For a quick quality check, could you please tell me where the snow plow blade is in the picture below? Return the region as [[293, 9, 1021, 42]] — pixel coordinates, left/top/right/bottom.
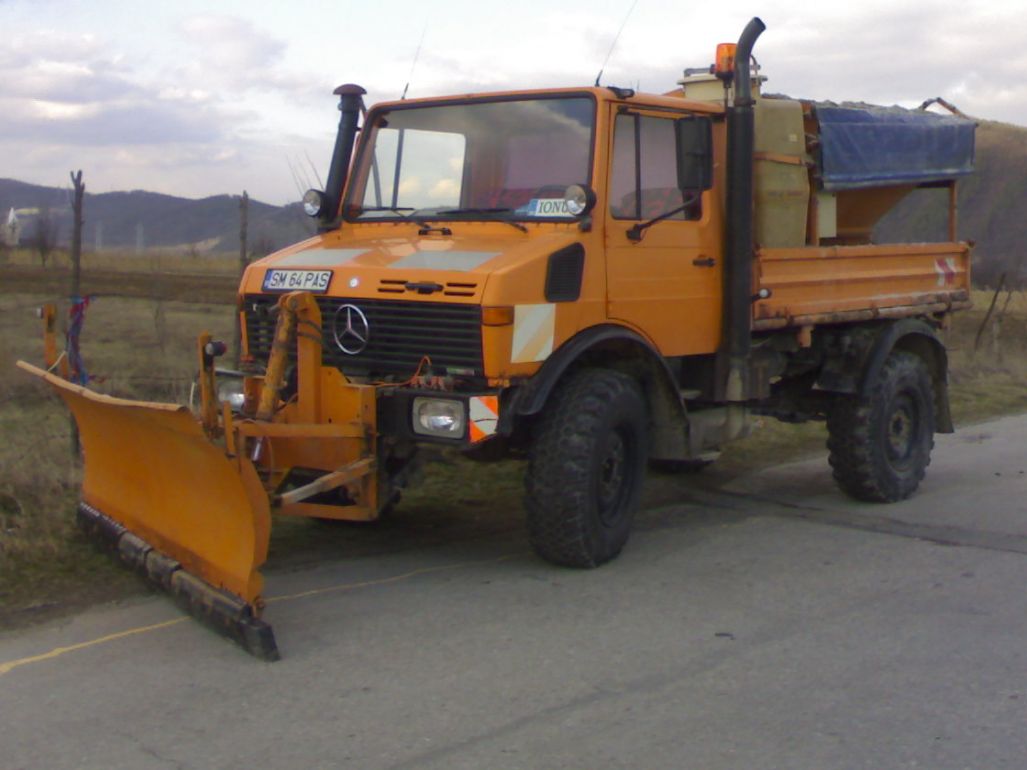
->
[[17, 361, 278, 661]]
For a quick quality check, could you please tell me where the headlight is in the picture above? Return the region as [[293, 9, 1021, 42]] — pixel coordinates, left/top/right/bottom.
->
[[412, 397, 466, 439], [216, 375, 246, 412], [302, 188, 326, 218]]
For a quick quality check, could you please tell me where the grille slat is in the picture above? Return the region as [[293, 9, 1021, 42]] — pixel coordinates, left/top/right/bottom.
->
[[245, 295, 483, 377]]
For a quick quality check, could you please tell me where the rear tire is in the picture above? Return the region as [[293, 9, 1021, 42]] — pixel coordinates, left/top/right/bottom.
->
[[827, 351, 935, 502], [525, 369, 648, 567]]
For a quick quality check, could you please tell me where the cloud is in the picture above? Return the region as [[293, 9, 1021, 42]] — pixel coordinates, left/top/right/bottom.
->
[[1, 97, 227, 145], [179, 15, 286, 72], [174, 14, 321, 98]]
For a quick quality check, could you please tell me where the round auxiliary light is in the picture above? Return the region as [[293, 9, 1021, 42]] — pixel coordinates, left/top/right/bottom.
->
[[563, 184, 596, 216], [302, 189, 326, 218]]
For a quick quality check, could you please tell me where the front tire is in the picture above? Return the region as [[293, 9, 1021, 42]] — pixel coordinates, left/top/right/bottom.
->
[[827, 351, 935, 502], [525, 369, 648, 567]]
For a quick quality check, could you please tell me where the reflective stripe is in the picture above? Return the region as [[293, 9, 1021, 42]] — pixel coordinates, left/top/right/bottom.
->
[[935, 257, 957, 287], [276, 248, 367, 267], [511, 304, 555, 363], [390, 251, 500, 271], [468, 396, 500, 443]]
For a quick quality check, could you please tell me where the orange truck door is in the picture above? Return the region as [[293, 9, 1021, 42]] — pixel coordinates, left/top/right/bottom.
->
[[604, 108, 722, 356]]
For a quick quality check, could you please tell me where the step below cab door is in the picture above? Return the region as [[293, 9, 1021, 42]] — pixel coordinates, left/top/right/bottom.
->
[[604, 106, 723, 356]]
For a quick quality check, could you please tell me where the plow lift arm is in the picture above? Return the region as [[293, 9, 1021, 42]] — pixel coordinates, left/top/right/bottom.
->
[[17, 291, 379, 660]]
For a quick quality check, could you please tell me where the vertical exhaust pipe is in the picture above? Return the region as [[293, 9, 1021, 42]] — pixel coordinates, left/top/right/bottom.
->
[[321, 83, 367, 228], [722, 17, 765, 405]]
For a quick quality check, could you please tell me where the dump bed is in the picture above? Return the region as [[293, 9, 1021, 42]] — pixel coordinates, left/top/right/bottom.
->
[[752, 241, 971, 331]]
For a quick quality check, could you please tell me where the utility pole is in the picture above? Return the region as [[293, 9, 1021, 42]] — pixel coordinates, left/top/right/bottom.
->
[[234, 191, 249, 367], [69, 170, 85, 456]]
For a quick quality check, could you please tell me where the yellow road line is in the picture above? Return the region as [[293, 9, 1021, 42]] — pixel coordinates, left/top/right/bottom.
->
[[266, 554, 516, 604], [0, 553, 516, 677], [0, 618, 187, 677]]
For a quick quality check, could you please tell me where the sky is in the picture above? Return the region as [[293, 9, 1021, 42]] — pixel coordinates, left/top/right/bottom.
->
[[2, 0, 1026, 205]]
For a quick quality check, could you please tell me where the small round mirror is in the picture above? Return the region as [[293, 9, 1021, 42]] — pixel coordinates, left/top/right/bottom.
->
[[563, 184, 597, 216]]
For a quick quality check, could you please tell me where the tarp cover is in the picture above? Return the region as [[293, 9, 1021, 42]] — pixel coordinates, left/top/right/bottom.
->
[[814, 104, 975, 191]]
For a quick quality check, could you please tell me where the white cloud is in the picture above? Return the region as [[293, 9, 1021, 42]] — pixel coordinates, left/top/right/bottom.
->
[[2, 0, 1026, 205]]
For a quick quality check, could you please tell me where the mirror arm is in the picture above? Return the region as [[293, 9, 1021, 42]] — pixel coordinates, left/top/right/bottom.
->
[[626, 191, 701, 242]]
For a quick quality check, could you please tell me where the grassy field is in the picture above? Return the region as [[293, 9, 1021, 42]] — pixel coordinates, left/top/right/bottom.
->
[[1, 255, 1025, 629]]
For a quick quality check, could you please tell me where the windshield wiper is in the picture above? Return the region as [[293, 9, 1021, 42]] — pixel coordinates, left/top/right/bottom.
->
[[358, 206, 416, 216], [357, 206, 441, 231], [436, 208, 528, 233]]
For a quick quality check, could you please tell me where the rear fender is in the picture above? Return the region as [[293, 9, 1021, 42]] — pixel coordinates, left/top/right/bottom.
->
[[860, 320, 953, 433]]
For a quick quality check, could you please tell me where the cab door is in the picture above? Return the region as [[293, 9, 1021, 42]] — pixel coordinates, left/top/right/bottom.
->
[[604, 107, 722, 356]]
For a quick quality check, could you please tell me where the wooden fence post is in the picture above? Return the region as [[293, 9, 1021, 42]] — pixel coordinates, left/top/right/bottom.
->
[[234, 191, 249, 367], [69, 170, 85, 457]]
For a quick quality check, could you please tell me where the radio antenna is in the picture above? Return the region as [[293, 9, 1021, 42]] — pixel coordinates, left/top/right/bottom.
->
[[401, 20, 429, 100], [594, 0, 639, 87]]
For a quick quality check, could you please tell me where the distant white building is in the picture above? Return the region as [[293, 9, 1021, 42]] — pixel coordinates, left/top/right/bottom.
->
[[2, 208, 20, 247]]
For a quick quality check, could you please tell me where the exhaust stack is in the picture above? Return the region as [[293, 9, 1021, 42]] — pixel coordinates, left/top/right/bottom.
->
[[721, 17, 766, 403], [321, 83, 367, 227]]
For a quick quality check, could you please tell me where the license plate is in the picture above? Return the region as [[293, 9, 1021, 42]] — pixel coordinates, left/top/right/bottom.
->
[[262, 269, 332, 293]]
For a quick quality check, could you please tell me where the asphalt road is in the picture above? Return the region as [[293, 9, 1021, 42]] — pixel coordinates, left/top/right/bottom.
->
[[3, 415, 1026, 769]]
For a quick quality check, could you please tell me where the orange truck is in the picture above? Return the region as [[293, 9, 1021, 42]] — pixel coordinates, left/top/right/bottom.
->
[[20, 18, 975, 658]]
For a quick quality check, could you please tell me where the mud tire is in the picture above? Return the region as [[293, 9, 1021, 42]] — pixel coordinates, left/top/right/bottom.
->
[[525, 369, 648, 568], [827, 351, 935, 502]]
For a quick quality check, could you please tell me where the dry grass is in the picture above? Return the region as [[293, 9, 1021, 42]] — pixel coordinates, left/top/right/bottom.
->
[[2, 246, 239, 276], [1, 276, 1025, 628], [0, 291, 236, 625]]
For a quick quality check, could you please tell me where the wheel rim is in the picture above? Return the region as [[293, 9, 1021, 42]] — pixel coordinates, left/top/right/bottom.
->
[[885, 391, 920, 466], [596, 428, 632, 527]]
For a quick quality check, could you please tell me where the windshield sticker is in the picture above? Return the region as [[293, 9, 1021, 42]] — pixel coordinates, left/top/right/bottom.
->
[[390, 250, 500, 271], [275, 248, 367, 267], [523, 199, 575, 218]]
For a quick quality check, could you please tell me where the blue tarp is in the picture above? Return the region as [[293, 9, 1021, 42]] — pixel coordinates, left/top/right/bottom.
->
[[815, 104, 975, 191]]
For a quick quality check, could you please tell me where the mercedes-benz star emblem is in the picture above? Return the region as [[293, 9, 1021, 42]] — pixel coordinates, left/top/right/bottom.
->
[[333, 304, 370, 355]]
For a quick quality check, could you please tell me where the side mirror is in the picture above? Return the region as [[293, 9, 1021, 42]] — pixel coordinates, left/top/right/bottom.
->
[[563, 184, 597, 216], [675, 117, 713, 191]]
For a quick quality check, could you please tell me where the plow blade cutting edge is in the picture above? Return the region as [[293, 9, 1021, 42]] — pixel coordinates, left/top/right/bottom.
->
[[17, 361, 278, 660]]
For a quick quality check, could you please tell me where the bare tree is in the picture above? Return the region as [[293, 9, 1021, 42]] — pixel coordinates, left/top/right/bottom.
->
[[32, 206, 58, 268]]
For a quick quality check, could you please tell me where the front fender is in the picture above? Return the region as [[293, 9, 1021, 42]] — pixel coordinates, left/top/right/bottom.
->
[[505, 324, 690, 459]]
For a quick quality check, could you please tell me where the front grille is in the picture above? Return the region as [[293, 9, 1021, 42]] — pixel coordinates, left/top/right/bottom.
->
[[244, 295, 483, 378]]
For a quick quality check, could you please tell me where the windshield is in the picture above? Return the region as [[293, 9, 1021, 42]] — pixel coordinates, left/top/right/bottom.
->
[[347, 96, 595, 222]]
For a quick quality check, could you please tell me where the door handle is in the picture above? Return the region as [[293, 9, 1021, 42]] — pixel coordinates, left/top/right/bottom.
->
[[692, 256, 716, 267]]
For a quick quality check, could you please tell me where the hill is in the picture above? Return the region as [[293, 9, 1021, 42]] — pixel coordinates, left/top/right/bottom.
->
[[0, 179, 315, 256], [3, 114, 1026, 284]]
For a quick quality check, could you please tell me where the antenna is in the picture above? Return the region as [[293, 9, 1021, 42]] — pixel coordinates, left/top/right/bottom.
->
[[283, 154, 306, 201], [401, 20, 429, 100], [594, 0, 639, 87], [304, 150, 324, 190]]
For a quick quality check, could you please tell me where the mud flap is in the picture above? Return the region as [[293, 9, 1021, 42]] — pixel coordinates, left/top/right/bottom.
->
[[17, 361, 278, 660]]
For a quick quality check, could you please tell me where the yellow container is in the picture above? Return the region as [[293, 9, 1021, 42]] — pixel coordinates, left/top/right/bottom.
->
[[753, 98, 810, 248]]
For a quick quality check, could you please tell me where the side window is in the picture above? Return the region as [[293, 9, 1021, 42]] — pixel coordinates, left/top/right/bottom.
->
[[609, 114, 703, 221]]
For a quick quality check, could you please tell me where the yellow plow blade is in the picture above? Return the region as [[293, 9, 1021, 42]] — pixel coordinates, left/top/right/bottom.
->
[[18, 361, 278, 660]]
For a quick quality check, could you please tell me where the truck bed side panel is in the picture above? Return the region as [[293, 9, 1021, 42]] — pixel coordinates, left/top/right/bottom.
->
[[753, 242, 971, 329]]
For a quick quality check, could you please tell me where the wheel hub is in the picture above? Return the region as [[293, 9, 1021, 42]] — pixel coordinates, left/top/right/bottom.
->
[[886, 394, 917, 463], [596, 431, 628, 526]]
